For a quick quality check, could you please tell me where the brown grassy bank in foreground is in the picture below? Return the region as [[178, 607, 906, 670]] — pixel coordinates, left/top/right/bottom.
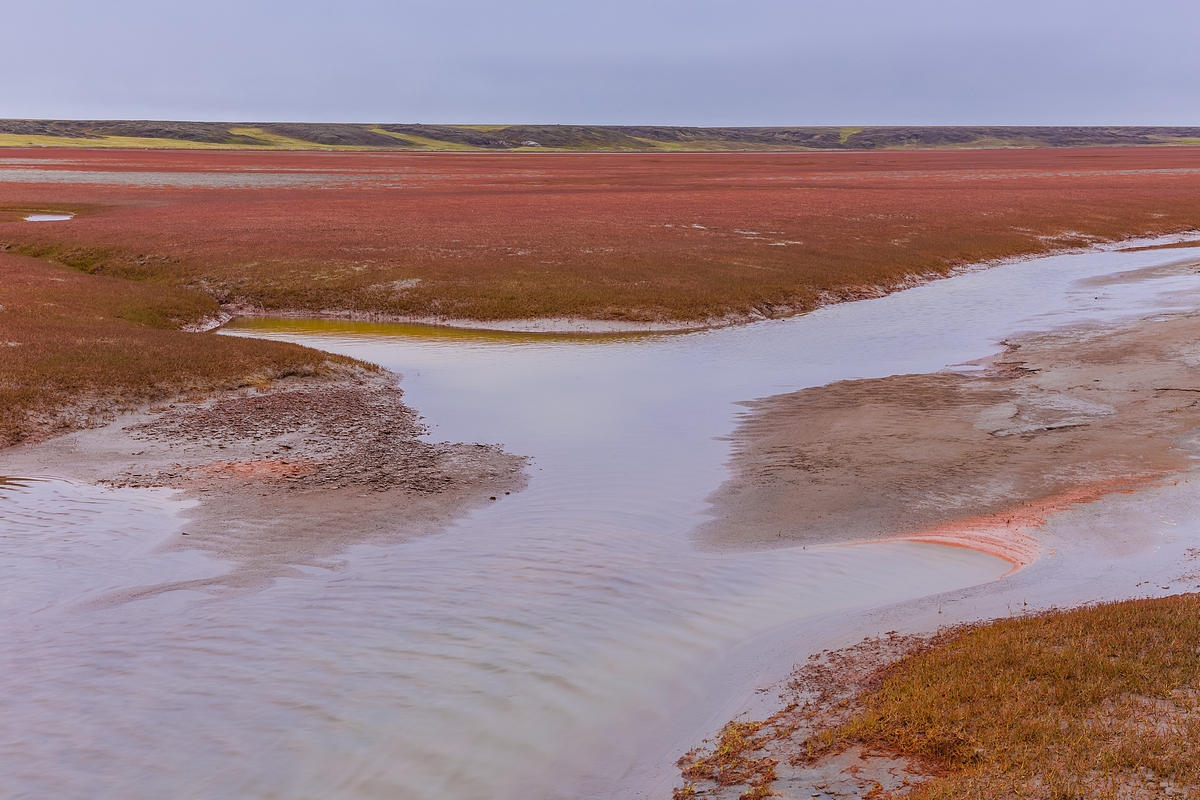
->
[[0, 252, 362, 447], [2, 148, 1200, 323], [836, 594, 1200, 798], [678, 595, 1200, 799]]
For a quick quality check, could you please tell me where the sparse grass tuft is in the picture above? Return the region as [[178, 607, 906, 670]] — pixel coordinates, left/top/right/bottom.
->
[[678, 717, 791, 799]]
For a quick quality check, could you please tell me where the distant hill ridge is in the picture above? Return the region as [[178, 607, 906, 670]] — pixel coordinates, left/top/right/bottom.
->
[[2, 120, 1199, 151]]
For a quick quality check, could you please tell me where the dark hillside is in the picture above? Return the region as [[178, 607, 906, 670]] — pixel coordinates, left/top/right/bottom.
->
[[2, 120, 1198, 151]]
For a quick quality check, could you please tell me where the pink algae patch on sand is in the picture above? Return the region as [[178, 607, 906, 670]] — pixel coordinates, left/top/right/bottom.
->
[[893, 476, 1163, 572], [196, 459, 316, 479]]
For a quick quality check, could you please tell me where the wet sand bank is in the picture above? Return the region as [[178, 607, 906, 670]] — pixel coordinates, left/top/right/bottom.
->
[[0, 367, 526, 601], [699, 310, 1200, 566]]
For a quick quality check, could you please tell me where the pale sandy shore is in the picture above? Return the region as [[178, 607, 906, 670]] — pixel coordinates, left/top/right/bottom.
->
[[0, 367, 526, 604]]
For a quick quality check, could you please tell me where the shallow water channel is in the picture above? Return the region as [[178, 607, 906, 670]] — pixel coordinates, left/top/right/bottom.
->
[[3, 242, 1200, 799]]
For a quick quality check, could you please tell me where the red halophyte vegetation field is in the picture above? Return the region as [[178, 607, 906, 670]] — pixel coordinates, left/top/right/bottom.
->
[[2, 147, 1200, 321]]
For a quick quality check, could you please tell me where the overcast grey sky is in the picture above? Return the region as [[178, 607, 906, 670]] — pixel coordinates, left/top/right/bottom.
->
[[3, 0, 1197, 126]]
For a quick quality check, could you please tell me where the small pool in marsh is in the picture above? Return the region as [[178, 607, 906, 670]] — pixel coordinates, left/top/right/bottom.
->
[[23, 212, 73, 221], [2, 241, 1200, 800]]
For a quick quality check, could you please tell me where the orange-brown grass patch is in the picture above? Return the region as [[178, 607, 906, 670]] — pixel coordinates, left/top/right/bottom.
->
[[0, 252, 363, 446], [819, 595, 1200, 798], [2, 147, 1200, 322]]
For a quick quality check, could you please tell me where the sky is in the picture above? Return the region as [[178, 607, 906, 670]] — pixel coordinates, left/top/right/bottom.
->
[[3, 0, 1197, 126]]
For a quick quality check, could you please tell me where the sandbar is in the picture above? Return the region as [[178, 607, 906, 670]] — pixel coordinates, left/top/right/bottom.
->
[[699, 311, 1200, 567]]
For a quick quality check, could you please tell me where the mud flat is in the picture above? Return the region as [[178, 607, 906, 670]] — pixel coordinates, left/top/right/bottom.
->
[[700, 311, 1200, 564], [0, 368, 525, 603]]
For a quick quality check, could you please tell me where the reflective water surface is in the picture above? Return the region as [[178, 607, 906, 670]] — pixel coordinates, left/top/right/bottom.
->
[[2, 242, 1199, 799], [22, 213, 74, 222]]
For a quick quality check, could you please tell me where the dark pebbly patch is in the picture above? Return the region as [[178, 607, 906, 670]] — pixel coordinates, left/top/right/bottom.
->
[[1, 370, 527, 605], [676, 633, 937, 800], [45, 375, 531, 604], [117, 384, 491, 494]]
